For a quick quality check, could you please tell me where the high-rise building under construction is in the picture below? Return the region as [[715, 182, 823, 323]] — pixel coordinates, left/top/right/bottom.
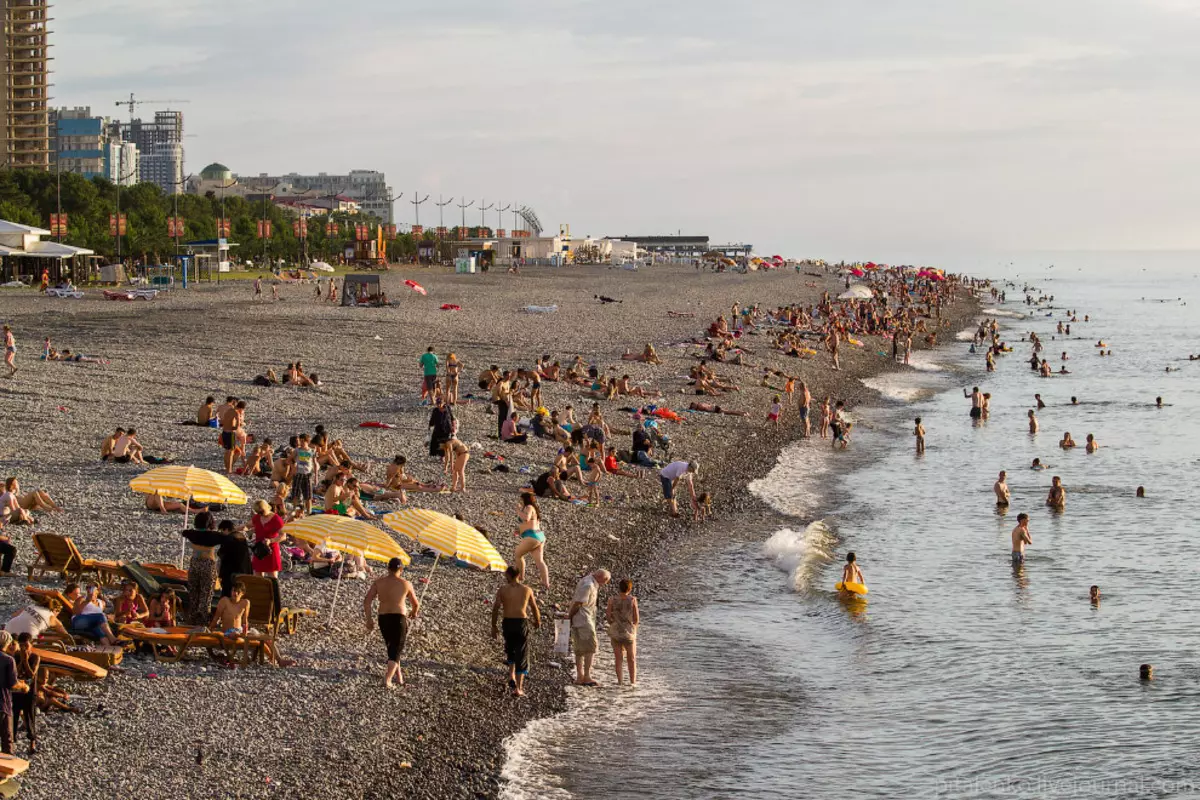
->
[[1, 0, 51, 170]]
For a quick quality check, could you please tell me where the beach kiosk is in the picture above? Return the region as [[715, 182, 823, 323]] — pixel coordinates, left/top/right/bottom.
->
[[341, 274, 385, 306]]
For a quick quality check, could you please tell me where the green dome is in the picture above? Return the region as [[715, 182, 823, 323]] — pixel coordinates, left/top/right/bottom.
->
[[200, 162, 232, 181]]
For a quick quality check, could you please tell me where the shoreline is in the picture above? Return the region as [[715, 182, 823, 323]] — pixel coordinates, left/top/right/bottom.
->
[[0, 264, 980, 799]]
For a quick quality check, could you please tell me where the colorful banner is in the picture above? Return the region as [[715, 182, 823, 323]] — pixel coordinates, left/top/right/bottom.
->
[[256, 220, 272, 239], [411, 224, 424, 236], [436, 226, 447, 238], [110, 214, 127, 236], [49, 213, 68, 236], [293, 220, 308, 238], [496, 229, 506, 238], [326, 221, 338, 237]]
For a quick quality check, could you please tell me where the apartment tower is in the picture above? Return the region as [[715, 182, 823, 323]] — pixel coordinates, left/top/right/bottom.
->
[[1, 0, 51, 170]]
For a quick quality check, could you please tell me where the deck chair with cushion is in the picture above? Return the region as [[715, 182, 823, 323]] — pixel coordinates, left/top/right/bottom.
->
[[120, 563, 189, 608], [234, 575, 314, 637], [26, 534, 122, 585]]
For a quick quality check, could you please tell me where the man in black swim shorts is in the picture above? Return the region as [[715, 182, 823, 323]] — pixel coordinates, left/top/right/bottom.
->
[[364, 557, 419, 689]]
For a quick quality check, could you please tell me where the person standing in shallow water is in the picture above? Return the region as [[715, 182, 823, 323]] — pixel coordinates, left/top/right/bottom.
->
[[1011, 513, 1032, 568], [606, 579, 640, 686], [994, 471, 1011, 507]]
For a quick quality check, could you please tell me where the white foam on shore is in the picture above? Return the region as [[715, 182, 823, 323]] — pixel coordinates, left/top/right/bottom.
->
[[906, 351, 946, 372], [981, 307, 1026, 319], [500, 655, 672, 800], [762, 520, 836, 593], [956, 328, 977, 341], [861, 376, 935, 403], [748, 438, 830, 518]]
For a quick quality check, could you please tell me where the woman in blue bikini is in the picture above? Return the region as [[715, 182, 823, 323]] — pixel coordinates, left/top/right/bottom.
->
[[513, 492, 550, 590]]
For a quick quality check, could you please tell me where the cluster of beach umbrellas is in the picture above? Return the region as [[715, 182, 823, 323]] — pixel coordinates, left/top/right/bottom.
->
[[127, 465, 506, 625]]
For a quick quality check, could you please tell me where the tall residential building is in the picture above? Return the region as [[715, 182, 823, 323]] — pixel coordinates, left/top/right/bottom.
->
[[117, 110, 183, 193], [1, 0, 52, 170], [252, 169, 393, 221]]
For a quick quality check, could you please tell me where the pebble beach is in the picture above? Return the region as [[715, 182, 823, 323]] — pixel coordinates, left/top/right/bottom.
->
[[0, 262, 978, 799]]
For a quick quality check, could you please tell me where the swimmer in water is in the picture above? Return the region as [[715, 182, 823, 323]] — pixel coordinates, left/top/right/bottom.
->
[[1059, 366, 1070, 375], [994, 471, 1011, 506], [1011, 513, 1031, 567], [1090, 585, 1101, 606], [1046, 476, 1066, 510], [1061, 351, 1069, 361], [1085, 433, 1099, 453], [841, 552, 864, 589], [1034, 393, 1045, 410], [1140, 664, 1153, 681], [1155, 397, 1163, 408], [913, 417, 925, 455], [1060, 432, 1077, 449], [1031, 458, 1044, 470], [1028, 409, 1039, 434], [1136, 486, 1145, 498], [1070, 396, 1079, 405]]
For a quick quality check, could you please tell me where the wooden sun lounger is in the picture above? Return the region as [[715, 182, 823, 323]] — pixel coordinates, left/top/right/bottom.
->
[[120, 625, 266, 666], [32, 647, 108, 682], [27, 533, 122, 585]]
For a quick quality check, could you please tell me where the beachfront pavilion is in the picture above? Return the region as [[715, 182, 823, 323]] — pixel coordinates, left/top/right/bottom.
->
[[0, 220, 95, 284], [610, 234, 712, 259]]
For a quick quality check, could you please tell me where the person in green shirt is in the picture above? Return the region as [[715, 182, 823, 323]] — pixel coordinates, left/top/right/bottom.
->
[[419, 347, 440, 402]]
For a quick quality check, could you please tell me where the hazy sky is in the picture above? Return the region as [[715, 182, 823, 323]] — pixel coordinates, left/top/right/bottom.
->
[[55, 0, 1200, 259]]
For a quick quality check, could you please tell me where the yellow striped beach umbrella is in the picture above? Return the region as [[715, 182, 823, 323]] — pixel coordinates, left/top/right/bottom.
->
[[284, 515, 410, 565], [129, 465, 247, 506], [382, 509, 506, 572], [131, 466, 248, 566], [284, 515, 410, 625]]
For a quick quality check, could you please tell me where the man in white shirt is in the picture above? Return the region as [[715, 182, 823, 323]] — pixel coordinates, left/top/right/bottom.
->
[[5, 601, 65, 639], [659, 460, 699, 518], [568, 569, 610, 686]]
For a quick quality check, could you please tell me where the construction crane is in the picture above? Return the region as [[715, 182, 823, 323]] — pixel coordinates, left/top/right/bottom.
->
[[115, 93, 190, 121]]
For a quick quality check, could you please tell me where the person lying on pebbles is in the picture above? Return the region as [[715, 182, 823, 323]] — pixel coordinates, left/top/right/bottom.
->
[[620, 343, 661, 364]]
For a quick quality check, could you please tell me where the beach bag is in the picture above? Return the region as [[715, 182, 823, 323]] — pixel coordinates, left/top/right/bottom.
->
[[252, 540, 272, 561], [554, 619, 571, 655]]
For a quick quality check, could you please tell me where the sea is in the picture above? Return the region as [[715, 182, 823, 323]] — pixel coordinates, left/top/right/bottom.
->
[[500, 252, 1200, 800]]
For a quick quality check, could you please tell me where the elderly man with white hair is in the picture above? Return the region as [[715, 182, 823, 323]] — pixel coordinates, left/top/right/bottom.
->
[[569, 569, 610, 686]]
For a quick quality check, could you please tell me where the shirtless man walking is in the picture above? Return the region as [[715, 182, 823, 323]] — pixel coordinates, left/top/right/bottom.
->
[[994, 471, 1011, 507], [363, 558, 420, 689], [218, 399, 245, 475], [1011, 513, 1032, 568], [491, 566, 541, 696]]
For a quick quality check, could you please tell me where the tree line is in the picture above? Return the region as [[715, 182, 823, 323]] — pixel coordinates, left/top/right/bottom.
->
[[0, 168, 482, 264]]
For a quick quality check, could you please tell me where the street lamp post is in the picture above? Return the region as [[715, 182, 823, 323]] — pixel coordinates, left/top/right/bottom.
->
[[457, 198, 474, 233]]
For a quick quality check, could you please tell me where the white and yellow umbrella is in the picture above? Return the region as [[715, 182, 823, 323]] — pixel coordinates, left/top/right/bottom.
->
[[284, 514, 410, 624], [383, 508, 505, 610], [130, 465, 247, 506], [285, 515, 410, 565], [382, 509, 505, 572], [130, 465, 248, 565]]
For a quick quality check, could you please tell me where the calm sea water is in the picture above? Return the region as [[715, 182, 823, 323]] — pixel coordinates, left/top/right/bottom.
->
[[501, 253, 1200, 800]]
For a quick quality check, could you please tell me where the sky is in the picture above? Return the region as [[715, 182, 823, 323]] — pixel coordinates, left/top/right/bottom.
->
[[53, 0, 1200, 260]]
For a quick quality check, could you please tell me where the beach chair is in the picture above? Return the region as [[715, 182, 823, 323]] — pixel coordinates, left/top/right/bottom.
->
[[26, 534, 122, 585], [120, 563, 190, 612], [236, 575, 314, 637], [120, 625, 264, 666]]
